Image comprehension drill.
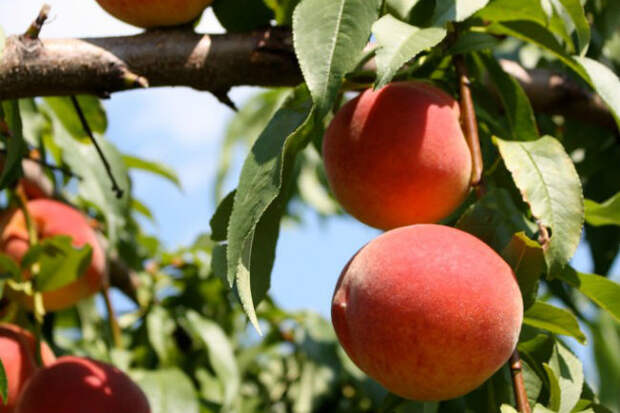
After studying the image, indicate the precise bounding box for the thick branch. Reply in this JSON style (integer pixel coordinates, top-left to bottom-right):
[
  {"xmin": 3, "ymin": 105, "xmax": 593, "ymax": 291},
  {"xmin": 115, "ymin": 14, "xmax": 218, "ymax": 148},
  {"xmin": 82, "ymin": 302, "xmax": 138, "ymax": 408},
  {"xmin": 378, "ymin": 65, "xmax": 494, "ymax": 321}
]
[
  {"xmin": 0, "ymin": 28, "xmax": 615, "ymax": 133},
  {"xmin": 0, "ymin": 28, "xmax": 300, "ymax": 99}
]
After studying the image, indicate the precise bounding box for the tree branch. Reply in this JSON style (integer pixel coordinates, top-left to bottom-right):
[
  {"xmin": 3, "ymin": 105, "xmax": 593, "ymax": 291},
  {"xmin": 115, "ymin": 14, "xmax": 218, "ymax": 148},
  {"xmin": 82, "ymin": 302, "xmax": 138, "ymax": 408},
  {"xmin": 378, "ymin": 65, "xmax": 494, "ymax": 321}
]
[
  {"xmin": 0, "ymin": 27, "xmax": 299, "ymax": 100},
  {"xmin": 0, "ymin": 28, "xmax": 616, "ymax": 133}
]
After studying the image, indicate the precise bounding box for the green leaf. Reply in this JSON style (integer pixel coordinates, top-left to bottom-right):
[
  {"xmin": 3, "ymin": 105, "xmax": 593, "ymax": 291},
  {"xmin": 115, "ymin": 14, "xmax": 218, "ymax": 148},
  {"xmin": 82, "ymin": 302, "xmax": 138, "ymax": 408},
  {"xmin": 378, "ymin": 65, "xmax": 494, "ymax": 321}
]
[
  {"xmin": 456, "ymin": 187, "xmax": 537, "ymax": 252},
  {"xmin": 522, "ymin": 358, "xmax": 543, "ymax": 406},
  {"xmin": 480, "ymin": 53, "xmax": 538, "ymax": 141},
  {"xmin": 555, "ymin": 0, "xmax": 590, "ymax": 55},
  {"xmin": 186, "ymin": 311, "xmax": 240, "ymax": 409},
  {"xmin": 475, "ymin": 0, "xmax": 546, "ymax": 25},
  {"xmin": 226, "ymin": 88, "xmax": 313, "ymax": 332},
  {"xmin": 431, "ymin": 0, "xmax": 489, "ymax": 27},
  {"xmin": 0, "ymin": 253, "xmax": 21, "ymax": 281},
  {"xmin": 216, "ymin": 89, "xmax": 289, "ymax": 201},
  {"xmin": 385, "ymin": 0, "xmax": 423, "ymax": 20},
  {"xmin": 574, "ymin": 57, "xmax": 620, "ymax": 131},
  {"xmin": 122, "ymin": 155, "xmax": 181, "ymax": 190},
  {"xmin": 372, "ymin": 15, "xmax": 446, "ymax": 88},
  {"xmin": 533, "ymin": 404, "xmax": 556, "ymax": 413},
  {"xmin": 22, "ymin": 236, "xmax": 93, "ymax": 293},
  {"xmin": 0, "ymin": 101, "xmax": 26, "ymax": 190},
  {"xmin": 523, "ymin": 301, "xmax": 586, "ymax": 343},
  {"xmin": 131, "ymin": 198, "xmax": 154, "ymax": 222},
  {"xmin": 0, "ymin": 359, "xmax": 6, "ymax": 407},
  {"xmin": 545, "ymin": 343, "xmax": 584, "ymax": 413},
  {"xmin": 501, "ymin": 232, "xmax": 545, "ymax": 310},
  {"xmin": 263, "ymin": 0, "xmax": 301, "ymax": 25},
  {"xmin": 132, "ymin": 369, "xmax": 199, "ymax": 413},
  {"xmin": 591, "ymin": 312, "xmax": 620, "ymax": 411},
  {"xmin": 292, "ymin": 0, "xmax": 380, "ymax": 118},
  {"xmin": 558, "ymin": 267, "xmax": 620, "ymax": 322},
  {"xmin": 584, "ymin": 193, "xmax": 620, "ymax": 227},
  {"xmin": 486, "ymin": 21, "xmax": 587, "ymax": 79},
  {"xmin": 212, "ymin": 0, "xmax": 273, "ymax": 32},
  {"xmin": 448, "ymin": 32, "xmax": 500, "ymax": 54},
  {"xmin": 495, "ymin": 136, "xmax": 584, "ymax": 277},
  {"xmin": 146, "ymin": 307, "xmax": 180, "ymax": 366},
  {"xmin": 44, "ymin": 95, "xmax": 107, "ymax": 138},
  {"xmin": 210, "ymin": 190, "xmax": 235, "ymax": 242}
]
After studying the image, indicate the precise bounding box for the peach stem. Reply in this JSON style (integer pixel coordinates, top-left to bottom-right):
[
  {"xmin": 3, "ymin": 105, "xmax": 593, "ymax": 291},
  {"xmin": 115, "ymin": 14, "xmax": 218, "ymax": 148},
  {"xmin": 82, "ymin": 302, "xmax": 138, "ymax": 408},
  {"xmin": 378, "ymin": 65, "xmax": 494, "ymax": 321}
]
[
  {"xmin": 456, "ymin": 55, "xmax": 531, "ymax": 412},
  {"xmin": 455, "ymin": 55, "xmax": 485, "ymax": 198}
]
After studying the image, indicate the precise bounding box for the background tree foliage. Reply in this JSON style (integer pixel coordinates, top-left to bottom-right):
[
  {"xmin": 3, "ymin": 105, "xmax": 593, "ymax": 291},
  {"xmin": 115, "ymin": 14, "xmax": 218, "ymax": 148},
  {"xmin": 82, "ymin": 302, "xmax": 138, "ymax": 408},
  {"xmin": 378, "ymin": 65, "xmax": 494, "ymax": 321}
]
[{"xmin": 1, "ymin": 0, "xmax": 620, "ymax": 412}]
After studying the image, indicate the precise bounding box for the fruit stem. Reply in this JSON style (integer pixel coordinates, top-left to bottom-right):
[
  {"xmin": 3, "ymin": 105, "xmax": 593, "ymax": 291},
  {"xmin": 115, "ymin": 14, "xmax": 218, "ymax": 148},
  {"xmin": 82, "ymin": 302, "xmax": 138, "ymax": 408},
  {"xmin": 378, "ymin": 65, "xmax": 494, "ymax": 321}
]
[
  {"xmin": 454, "ymin": 55, "xmax": 485, "ymax": 198},
  {"xmin": 102, "ymin": 285, "xmax": 122, "ymax": 348},
  {"xmin": 69, "ymin": 96, "xmax": 125, "ymax": 199},
  {"xmin": 509, "ymin": 349, "xmax": 532, "ymax": 413}
]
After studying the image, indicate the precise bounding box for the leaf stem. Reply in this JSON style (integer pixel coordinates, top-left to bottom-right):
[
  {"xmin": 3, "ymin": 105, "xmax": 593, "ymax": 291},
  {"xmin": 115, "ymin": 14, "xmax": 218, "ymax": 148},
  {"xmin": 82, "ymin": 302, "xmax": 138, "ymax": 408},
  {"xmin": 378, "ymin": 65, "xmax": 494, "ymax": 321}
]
[
  {"xmin": 69, "ymin": 96, "xmax": 124, "ymax": 198},
  {"xmin": 22, "ymin": 4, "xmax": 51, "ymax": 40}
]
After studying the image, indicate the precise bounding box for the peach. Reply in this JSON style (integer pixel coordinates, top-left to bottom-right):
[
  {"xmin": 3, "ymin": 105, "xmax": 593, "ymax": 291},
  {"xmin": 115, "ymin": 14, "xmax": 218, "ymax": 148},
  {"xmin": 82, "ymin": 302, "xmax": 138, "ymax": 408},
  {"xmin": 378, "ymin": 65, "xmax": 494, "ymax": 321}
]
[
  {"xmin": 331, "ymin": 224, "xmax": 523, "ymax": 401},
  {"xmin": 0, "ymin": 199, "xmax": 106, "ymax": 311},
  {"xmin": 0, "ymin": 324, "xmax": 55, "ymax": 413},
  {"xmin": 322, "ymin": 81, "xmax": 472, "ymax": 230},
  {"xmin": 95, "ymin": 0, "xmax": 214, "ymax": 28},
  {"xmin": 15, "ymin": 356, "xmax": 150, "ymax": 413}
]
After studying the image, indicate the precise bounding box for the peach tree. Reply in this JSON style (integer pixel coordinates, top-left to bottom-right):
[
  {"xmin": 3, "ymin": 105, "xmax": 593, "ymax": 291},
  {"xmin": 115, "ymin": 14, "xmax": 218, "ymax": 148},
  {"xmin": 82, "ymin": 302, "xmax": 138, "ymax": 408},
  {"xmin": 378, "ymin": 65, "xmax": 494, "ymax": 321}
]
[{"xmin": 0, "ymin": 0, "xmax": 620, "ymax": 412}]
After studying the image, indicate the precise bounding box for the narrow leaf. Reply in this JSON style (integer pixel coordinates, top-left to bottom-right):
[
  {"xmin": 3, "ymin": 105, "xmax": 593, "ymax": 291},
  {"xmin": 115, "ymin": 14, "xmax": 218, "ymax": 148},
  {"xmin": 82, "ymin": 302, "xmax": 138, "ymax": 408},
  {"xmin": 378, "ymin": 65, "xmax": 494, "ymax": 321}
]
[
  {"xmin": 122, "ymin": 155, "xmax": 181, "ymax": 189},
  {"xmin": 574, "ymin": 57, "xmax": 620, "ymax": 131},
  {"xmin": 132, "ymin": 369, "xmax": 199, "ymax": 413},
  {"xmin": 501, "ymin": 232, "xmax": 545, "ymax": 310},
  {"xmin": 186, "ymin": 311, "xmax": 240, "ymax": 409},
  {"xmin": 226, "ymin": 88, "xmax": 313, "ymax": 332},
  {"xmin": 547, "ymin": 343, "xmax": 584, "ymax": 413},
  {"xmin": 495, "ymin": 136, "xmax": 584, "ymax": 277},
  {"xmin": 584, "ymin": 193, "xmax": 620, "ymax": 227},
  {"xmin": 131, "ymin": 198, "xmax": 155, "ymax": 222},
  {"xmin": 481, "ymin": 53, "xmax": 538, "ymax": 141},
  {"xmin": 524, "ymin": 301, "xmax": 586, "ymax": 343},
  {"xmin": 558, "ymin": 267, "xmax": 620, "ymax": 322},
  {"xmin": 0, "ymin": 101, "xmax": 26, "ymax": 190},
  {"xmin": 372, "ymin": 15, "xmax": 446, "ymax": 88},
  {"xmin": 431, "ymin": 0, "xmax": 489, "ymax": 27},
  {"xmin": 292, "ymin": 0, "xmax": 380, "ymax": 118},
  {"xmin": 556, "ymin": 0, "xmax": 590, "ymax": 55}
]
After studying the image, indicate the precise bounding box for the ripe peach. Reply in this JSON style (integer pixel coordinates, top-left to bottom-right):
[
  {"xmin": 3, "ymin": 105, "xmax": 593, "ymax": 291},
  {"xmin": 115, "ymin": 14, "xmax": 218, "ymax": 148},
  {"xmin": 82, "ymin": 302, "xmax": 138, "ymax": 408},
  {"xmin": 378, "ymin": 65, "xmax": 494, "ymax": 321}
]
[
  {"xmin": 0, "ymin": 199, "xmax": 106, "ymax": 311},
  {"xmin": 322, "ymin": 81, "xmax": 472, "ymax": 230},
  {"xmin": 0, "ymin": 324, "xmax": 55, "ymax": 413},
  {"xmin": 15, "ymin": 356, "xmax": 150, "ymax": 413},
  {"xmin": 331, "ymin": 225, "xmax": 523, "ymax": 401},
  {"xmin": 95, "ymin": 0, "xmax": 214, "ymax": 28}
]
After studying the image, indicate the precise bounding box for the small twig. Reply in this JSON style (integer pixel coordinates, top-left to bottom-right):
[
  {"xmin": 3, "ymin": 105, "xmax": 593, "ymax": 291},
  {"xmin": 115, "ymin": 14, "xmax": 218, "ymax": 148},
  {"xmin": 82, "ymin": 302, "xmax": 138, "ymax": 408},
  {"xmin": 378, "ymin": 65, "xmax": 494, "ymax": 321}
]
[
  {"xmin": 455, "ymin": 55, "xmax": 485, "ymax": 197},
  {"xmin": 69, "ymin": 96, "xmax": 124, "ymax": 198},
  {"xmin": 509, "ymin": 350, "xmax": 532, "ymax": 413},
  {"xmin": 23, "ymin": 4, "xmax": 51, "ymax": 40},
  {"xmin": 102, "ymin": 285, "xmax": 122, "ymax": 348}
]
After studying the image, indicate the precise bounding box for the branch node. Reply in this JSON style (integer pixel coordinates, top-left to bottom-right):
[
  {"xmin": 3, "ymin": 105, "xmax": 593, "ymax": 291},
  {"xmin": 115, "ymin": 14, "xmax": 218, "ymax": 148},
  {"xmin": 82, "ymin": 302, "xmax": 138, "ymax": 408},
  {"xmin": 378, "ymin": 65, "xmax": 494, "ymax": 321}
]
[
  {"xmin": 23, "ymin": 4, "xmax": 51, "ymax": 40},
  {"xmin": 213, "ymin": 89, "xmax": 238, "ymax": 112},
  {"xmin": 121, "ymin": 69, "xmax": 149, "ymax": 89}
]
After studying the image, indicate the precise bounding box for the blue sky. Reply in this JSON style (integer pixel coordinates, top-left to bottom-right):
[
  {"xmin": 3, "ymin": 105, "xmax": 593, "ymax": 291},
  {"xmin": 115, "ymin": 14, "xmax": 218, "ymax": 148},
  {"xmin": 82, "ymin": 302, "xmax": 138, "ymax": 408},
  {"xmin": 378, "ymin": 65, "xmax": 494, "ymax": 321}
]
[{"xmin": 3, "ymin": 0, "xmax": 620, "ymax": 387}]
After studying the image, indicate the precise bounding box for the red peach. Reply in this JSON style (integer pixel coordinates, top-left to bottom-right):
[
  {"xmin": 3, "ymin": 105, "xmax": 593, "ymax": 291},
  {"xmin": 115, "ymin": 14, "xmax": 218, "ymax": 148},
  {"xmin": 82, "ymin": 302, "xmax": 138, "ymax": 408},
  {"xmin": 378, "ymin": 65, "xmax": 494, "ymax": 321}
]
[
  {"xmin": 331, "ymin": 224, "xmax": 523, "ymax": 401},
  {"xmin": 0, "ymin": 324, "xmax": 55, "ymax": 413},
  {"xmin": 15, "ymin": 356, "xmax": 150, "ymax": 413},
  {"xmin": 322, "ymin": 81, "xmax": 472, "ymax": 230},
  {"xmin": 0, "ymin": 199, "xmax": 106, "ymax": 311},
  {"xmin": 95, "ymin": 0, "xmax": 214, "ymax": 28}
]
